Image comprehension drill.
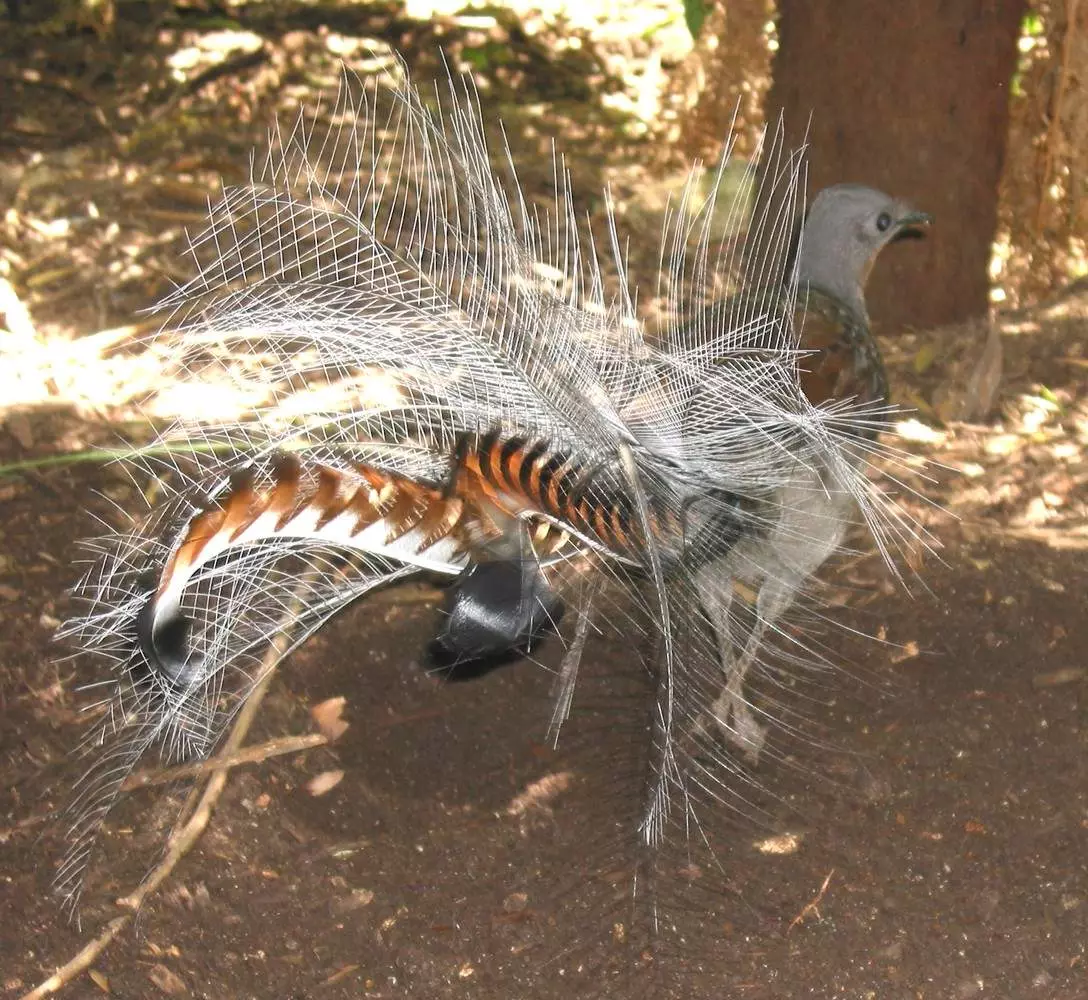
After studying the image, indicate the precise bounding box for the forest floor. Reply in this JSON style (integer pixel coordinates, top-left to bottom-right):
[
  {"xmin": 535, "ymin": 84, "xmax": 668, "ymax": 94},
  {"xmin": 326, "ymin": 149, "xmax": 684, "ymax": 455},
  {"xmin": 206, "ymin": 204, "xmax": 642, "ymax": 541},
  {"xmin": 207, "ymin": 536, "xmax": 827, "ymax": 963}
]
[{"xmin": 1, "ymin": 7, "xmax": 1086, "ymax": 1000}]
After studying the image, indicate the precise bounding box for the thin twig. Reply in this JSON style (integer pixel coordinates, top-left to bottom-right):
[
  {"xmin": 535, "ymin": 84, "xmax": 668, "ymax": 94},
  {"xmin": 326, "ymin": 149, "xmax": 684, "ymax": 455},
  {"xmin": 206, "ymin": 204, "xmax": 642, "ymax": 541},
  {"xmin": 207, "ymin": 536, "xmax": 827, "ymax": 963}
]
[
  {"xmin": 20, "ymin": 917, "xmax": 131, "ymax": 1000},
  {"xmin": 0, "ymin": 809, "xmax": 54, "ymax": 841},
  {"xmin": 787, "ymin": 870, "xmax": 835, "ymax": 933},
  {"xmin": 115, "ymin": 654, "xmax": 284, "ymax": 912},
  {"xmin": 148, "ymin": 48, "xmax": 270, "ymax": 125},
  {"xmin": 122, "ymin": 732, "xmax": 328, "ymax": 791},
  {"xmin": 0, "ymin": 439, "xmax": 238, "ymax": 478},
  {"xmin": 22, "ymin": 573, "xmax": 317, "ymax": 998}
]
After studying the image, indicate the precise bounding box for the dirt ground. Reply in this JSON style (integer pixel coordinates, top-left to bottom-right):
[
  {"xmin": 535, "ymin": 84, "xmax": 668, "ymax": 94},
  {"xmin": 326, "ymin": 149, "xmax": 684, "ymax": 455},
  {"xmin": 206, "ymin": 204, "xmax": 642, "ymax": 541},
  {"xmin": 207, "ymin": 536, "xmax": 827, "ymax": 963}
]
[
  {"xmin": 1, "ymin": 10, "xmax": 1087, "ymax": 1000},
  {"xmin": 2, "ymin": 491, "xmax": 1086, "ymax": 1000}
]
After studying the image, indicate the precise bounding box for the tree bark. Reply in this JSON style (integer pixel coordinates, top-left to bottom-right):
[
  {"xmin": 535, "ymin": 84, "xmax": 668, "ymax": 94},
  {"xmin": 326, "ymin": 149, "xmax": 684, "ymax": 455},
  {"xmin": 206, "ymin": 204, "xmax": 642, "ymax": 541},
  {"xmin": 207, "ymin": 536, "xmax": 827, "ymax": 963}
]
[{"xmin": 765, "ymin": 0, "xmax": 1027, "ymax": 328}]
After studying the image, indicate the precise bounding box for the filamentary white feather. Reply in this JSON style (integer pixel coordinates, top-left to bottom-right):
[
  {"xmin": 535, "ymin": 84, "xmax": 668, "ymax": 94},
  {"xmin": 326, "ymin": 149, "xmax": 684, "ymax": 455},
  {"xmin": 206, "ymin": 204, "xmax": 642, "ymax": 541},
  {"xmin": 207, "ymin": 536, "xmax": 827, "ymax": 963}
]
[{"xmin": 55, "ymin": 51, "xmax": 924, "ymax": 952}]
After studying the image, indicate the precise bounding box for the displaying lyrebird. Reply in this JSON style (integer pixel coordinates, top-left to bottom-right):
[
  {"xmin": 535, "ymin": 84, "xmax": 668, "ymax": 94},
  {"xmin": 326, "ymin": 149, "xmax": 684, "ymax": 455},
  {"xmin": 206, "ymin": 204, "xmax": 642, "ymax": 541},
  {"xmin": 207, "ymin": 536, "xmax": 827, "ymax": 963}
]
[
  {"xmin": 433, "ymin": 186, "xmax": 932, "ymax": 725},
  {"xmin": 56, "ymin": 54, "xmax": 929, "ymax": 992}
]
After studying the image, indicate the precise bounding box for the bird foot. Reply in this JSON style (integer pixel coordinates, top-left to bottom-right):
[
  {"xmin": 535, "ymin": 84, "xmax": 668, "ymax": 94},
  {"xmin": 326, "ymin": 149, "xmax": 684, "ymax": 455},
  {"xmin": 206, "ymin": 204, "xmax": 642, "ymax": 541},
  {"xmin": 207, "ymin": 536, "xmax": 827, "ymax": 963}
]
[{"xmin": 706, "ymin": 684, "xmax": 767, "ymax": 766}]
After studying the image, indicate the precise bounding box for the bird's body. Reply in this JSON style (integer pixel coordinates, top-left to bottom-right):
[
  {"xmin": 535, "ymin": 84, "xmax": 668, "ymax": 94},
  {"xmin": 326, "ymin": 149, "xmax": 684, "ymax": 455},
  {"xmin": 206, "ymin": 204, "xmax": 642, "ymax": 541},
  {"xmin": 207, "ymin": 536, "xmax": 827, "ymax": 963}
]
[
  {"xmin": 693, "ymin": 184, "xmax": 930, "ymax": 757},
  {"xmin": 54, "ymin": 60, "xmax": 931, "ymax": 992}
]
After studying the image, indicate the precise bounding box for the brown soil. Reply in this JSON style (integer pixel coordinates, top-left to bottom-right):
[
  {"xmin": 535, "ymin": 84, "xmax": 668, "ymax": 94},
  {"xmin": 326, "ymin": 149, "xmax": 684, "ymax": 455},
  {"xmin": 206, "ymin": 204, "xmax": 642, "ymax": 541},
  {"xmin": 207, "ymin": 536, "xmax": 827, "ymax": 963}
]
[{"xmin": 1, "ymin": 11, "xmax": 1086, "ymax": 1000}]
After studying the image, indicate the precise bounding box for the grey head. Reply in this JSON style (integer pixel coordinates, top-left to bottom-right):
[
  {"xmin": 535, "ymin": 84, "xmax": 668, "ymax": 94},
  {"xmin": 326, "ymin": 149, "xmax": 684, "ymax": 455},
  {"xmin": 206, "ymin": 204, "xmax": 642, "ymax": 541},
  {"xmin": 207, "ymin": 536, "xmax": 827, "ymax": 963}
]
[{"xmin": 795, "ymin": 183, "xmax": 932, "ymax": 319}]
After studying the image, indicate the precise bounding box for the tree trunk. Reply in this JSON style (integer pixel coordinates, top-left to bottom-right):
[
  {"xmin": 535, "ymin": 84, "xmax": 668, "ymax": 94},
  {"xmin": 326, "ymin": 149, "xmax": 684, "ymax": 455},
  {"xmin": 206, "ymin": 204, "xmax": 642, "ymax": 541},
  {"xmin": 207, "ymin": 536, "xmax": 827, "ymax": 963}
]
[
  {"xmin": 672, "ymin": 0, "xmax": 775, "ymax": 163},
  {"xmin": 765, "ymin": 0, "xmax": 1026, "ymax": 328}
]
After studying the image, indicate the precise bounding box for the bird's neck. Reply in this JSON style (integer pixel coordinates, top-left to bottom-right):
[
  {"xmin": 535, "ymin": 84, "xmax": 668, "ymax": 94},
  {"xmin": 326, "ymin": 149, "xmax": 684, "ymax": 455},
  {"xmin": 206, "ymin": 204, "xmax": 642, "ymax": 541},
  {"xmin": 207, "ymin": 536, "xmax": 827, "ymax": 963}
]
[
  {"xmin": 798, "ymin": 277, "xmax": 869, "ymax": 327},
  {"xmin": 795, "ymin": 239, "xmax": 871, "ymax": 320}
]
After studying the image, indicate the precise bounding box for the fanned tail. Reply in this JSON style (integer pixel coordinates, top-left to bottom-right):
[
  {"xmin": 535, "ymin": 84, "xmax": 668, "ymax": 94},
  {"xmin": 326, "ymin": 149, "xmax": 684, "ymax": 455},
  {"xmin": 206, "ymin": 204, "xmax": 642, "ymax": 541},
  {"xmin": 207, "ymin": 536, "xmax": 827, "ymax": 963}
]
[{"xmin": 55, "ymin": 50, "xmax": 929, "ymax": 993}]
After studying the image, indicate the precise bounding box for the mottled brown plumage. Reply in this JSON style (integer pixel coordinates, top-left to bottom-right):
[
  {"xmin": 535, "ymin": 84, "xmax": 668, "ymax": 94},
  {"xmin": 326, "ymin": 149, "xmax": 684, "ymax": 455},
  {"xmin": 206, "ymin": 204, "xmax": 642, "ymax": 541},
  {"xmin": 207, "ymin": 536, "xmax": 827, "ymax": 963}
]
[{"xmin": 796, "ymin": 285, "xmax": 890, "ymax": 415}]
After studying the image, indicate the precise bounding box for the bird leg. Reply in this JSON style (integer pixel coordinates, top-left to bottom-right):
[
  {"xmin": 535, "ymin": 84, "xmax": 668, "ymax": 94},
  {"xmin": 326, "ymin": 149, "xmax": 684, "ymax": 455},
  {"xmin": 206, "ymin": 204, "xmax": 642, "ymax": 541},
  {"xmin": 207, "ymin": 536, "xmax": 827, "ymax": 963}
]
[
  {"xmin": 698, "ymin": 469, "xmax": 852, "ymax": 764},
  {"xmin": 702, "ymin": 578, "xmax": 769, "ymax": 764}
]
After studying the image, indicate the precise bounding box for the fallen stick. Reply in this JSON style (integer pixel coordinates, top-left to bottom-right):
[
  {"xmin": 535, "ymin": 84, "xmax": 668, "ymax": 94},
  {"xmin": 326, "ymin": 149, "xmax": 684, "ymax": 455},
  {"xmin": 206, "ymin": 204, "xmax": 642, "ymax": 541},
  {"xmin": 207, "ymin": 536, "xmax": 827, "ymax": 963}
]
[
  {"xmin": 122, "ymin": 732, "xmax": 328, "ymax": 791},
  {"xmin": 115, "ymin": 654, "xmax": 285, "ymax": 912},
  {"xmin": 20, "ymin": 917, "xmax": 131, "ymax": 1000},
  {"xmin": 22, "ymin": 573, "xmax": 317, "ymax": 998},
  {"xmin": 787, "ymin": 870, "xmax": 835, "ymax": 933}
]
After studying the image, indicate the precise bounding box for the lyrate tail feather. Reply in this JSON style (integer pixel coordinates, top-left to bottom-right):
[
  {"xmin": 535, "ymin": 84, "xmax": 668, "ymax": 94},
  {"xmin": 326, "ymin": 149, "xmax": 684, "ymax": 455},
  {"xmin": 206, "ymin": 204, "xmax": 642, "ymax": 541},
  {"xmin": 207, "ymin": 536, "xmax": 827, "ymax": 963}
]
[{"xmin": 54, "ymin": 48, "xmax": 927, "ymax": 978}]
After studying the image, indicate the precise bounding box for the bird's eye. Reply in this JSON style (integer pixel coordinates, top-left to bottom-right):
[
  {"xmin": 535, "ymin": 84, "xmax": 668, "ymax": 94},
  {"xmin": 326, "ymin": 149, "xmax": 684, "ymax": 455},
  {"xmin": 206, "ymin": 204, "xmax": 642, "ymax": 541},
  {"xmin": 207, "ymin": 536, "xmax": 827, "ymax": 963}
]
[{"xmin": 876, "ymin": 212, "xmax": 893, "ymax": 232}]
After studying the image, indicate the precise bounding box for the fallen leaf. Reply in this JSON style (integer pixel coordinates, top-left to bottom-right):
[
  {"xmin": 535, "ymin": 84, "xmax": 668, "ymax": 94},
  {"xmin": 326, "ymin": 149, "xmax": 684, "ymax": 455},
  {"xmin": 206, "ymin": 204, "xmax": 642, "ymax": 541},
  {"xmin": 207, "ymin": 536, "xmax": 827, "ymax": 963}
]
[
  {"xmin": 890, "ymin": 641, "xmax": 921, "ymax": 664},
  {"xmin": 330, "ymin": 889, "xmax": 375, "ymax": 915},
  {"xmin": 310, "ymin": 696, "xmax": 349, "ymax": 742},
  {"xmin": 959, "ymin": 324, "xmax": 1003, "ymax": 420},
  {"xmin": 913, "ymin": 342, "xmax": 938, "ymax": 374},
  {"xmin": 307, "ymin": 769, "xmax": 344, "ymax": 796},
  {"xmin": 506, "ymin": 771, "xmax": 573, "ymax": 818},
  {"xmin": 1032, "ymin": 667, "xmax": 1086, "ymax": 689},
  {"xmin": 5, "ymin": 413, "xmax": 35, "ymax": 449},
  {"xmin": 147, "ymin": 963, "xmax": 187, "ymax": 996},
  {"xmin": 753, "ymin": 832, "xmax": 802, "ymax": 855},
  {"xmin": 503, "ymin": 891, "xmax": 529, "ymax": 913},
  {"xmin": 321, "ymin": 964, "xmax": 361, "ymax": 985}
]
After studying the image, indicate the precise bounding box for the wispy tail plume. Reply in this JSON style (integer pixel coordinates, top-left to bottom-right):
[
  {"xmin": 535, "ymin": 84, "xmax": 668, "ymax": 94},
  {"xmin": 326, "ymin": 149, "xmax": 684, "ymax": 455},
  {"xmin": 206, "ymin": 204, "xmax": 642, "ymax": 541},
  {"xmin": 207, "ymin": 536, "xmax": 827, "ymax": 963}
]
[{"xmin": 55, "ymin": 50, "xmax": 923, "ymax": 991}]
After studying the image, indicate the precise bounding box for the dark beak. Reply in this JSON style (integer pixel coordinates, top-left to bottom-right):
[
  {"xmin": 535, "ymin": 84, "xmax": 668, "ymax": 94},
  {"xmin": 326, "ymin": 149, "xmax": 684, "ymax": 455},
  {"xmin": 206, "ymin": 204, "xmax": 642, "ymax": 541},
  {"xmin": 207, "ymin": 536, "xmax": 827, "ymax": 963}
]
[
  {"xmin": 894, "ymin": 208, "xmax": 933, "ymax": 241},
  {"xmin": 900, "ymin": 208, "xmax": 933, "ymax": 228}
]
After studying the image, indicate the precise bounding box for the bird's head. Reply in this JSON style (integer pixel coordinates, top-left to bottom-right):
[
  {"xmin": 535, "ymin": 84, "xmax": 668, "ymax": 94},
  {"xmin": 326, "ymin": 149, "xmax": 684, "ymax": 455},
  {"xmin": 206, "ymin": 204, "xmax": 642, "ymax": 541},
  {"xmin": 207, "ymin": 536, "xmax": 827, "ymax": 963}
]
[{"xmin": 796, "ymin": 183, "xmax": 932, "ymax": 315}]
